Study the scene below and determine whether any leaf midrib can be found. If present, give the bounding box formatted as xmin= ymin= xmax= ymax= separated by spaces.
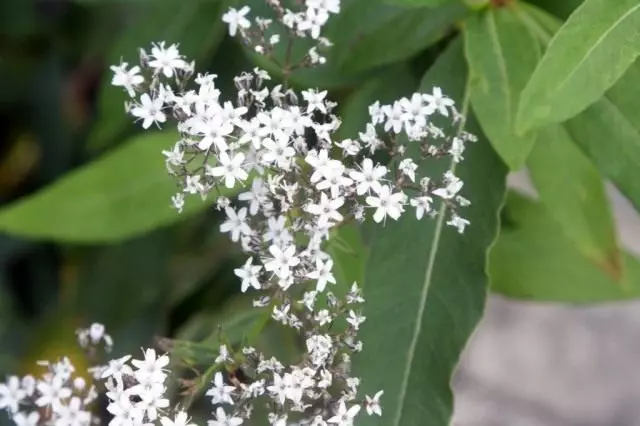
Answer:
xmin=392 ymin=77 xmax=472 ymax=426
xmin=549 ymin=2 xmax=640 ymax=95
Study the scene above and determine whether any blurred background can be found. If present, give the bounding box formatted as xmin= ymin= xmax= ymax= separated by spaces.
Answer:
xmin=0 ymin=0 xmax=639 ymax=425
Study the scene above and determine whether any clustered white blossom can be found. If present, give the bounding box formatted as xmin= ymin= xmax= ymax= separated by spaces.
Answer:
xmin=1 ymin=1 xmax=475 ymax=425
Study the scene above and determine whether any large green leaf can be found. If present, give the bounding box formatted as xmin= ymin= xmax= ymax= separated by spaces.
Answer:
xmin=0 ymin=132 xmax=235 ymax=242
xmin=565 ymin=95 xmax=640 ymax=213
xmin=490 ymin=192 xmax=640 ymax=302
xmin=354 ymin=38 xmax=507 ymax=426
xmin=464 ymin=7 xmax=540 ymax=170
xmin=527 ymin=125 xmax=622 ymax=279
xmin=520 ymin=5 xmax=640 ymax=214
xmin=516 ymin=0 xmax=640 ymax=132
xmin=89 ymin=0 xmax=231 ymax=149
xmin=331 ymin=0 xmax=467 ymax=74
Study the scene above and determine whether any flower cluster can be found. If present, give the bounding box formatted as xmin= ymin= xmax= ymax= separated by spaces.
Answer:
xmin=1 ymin=1 xmax=476 ymax=425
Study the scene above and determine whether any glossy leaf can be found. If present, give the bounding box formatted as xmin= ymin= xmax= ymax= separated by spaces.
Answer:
xmin=354 ymin=39 xmax=507 ymax=426
xmin=491 ymin=192 xmax=640 ymax=302
xmin=0 ymin=132 xmax=237 ymax=242
xmin=464 ymin=7 xmax=540 ymax=169
xmin=89 ymin=0 xmax=230 ymax=149
xmin=517 ymin=0 xmax=640 ymax=132
xmin=527 ymin=125 xmax=622 ymax=279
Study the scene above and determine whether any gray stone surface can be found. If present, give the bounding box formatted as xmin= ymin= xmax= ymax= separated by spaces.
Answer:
xmin=452 ymin=172 xmax=640 ymax=426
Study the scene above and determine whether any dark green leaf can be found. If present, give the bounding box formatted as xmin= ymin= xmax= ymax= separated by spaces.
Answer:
xmin=0 ymin=132 xmax=238 ymax=242
xmin=89 ymin=0 xmax=231 ymax=149
xmin=517 ymin=0 xmax=640 ymax=132
xmin=331 ymin=0 xmax=467 ymax=74
xmin=490 ymin=192 xmax=640 ymax=302
xmin=354 ymin=38 xmax=507 ymax=426
xmin=464 ymin=7 xmax=540 ymax=169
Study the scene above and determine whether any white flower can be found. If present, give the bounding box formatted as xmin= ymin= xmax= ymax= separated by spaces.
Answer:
xmin=238 ymin=178 xmax=266 ymax=215
xmin=35 ymin=376 xmax=72 ymax=407
xmin=215 ymin=345 xmax=231 ymax=365
xmin=261 ymin=133 xmax=296 ymax=169
xmin=306 ymin=0 xmax=340 ymax=15
xmin=449 ymin=137 xmax=465 ymax=163
xmin=209 ymin=406 xmax=243 ymax=426
xmin=327 ymin=401 xmax=361 ymax=425
xmin=222 ymin=6 xmax=251 ymax=37
xmin=366 ymin=186 xmax=405 ymax=223
xmin=100 ymin=355 xmax=133 ymax=382
xmin=264 ymin=245 xmax=300 ymax=278
xmin=110 ymin=62 xmax=144 ymax=97
xmin=0 ymin=376 xmax=25 ymax=413
xmin=206 ymin=373 xmax=236 ymax=405
xmin=346 ymin=310 xmax=365 ymax=330
xmin=423 ymin=86 xmax=454 ymax=116
xmin=208 ymin=152 xmax=248 ymax=189
xmin=410 ymin=196 xmax=433 ymax=220
xmin=131 ymin=93 xmax=166 ymax=129
xmin=171 ymin=193 xmax=185 ymax=213
xmin=234 ymin=257 xmax=262 ymax=292
xmin=432 ymin=172 xmax=463 ymax=200
xmin=307 ymin=257 xmax=336 ymax=292
xmin=349 ymin=158 xmax=387 ymax=195
xmin=447 ymin=214 xmax=470 ymax=233
xmin=298 ymin=8 xmax=329 ymax=39
xmin=131 ymin=348 xmax=169 ymax=385
xmin=161 ymin=411 xmax=197 ymax=426
xmin=398 ymin=158 xmax=418 ymax=182
xmin=195 ymin=114 xmax=234 ymax=152
xmin=57 ymin=397 xmax=92 ymax=426
xmin=220 ymin=207 xmax=251 ymax=243
xmin=302 ymin=89 xmax=327 ymax=114
xmin=365 ymin=390 xmax=383 ymax=416
xmin=148 ymin=42 xmax=187 ymax=78
xmin=305 ymin=192 xmax=344 ymax=226
xmin=12 ymin=411 xmax=40 ymax=426
xmin=267 ymin=373 xmax=287 ymax=405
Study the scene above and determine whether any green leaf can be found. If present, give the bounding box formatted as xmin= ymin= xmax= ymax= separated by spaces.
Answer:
xmin=490 ymin=192 xmax=640 ymax=302
xmin=381 ymin=0 xmax=453 ymax=6
xmin=527 ymin=125 xmax=622 ymax=279
xmin=0 ymin=132 xmax=237 ymax=243
xmin=327 ymin=223 xmax=368 ymax=290
xmin=464 ymin=7 xmax=540 ymax=169
xmin=354 ymin=38 xmax=507 ymax=426
xmin=519 ymin=4 xmax=640 ymax=214
xmin=88 ymin=0 xmax=231 ymax=149
xmin=565 ymin=93 xmax=640 ymax=213
xmin=331 ymin=0 xmax=467 ymax=74
xmin=516 ymin=0 xmax=640 ymax=132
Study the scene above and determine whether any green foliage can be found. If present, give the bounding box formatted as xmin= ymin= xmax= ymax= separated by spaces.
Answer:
xmin=526 ymin=124 xmax=621 ymax=278
xmin=330 ymin=0 xmax=467 ymax=73
xmin=491 ymin=192 xmax=640 ymax=303
xmin=354 ymin=39 xmax=507 ymax=425
xmin=464 ymin=6 xmax=539 ymax=169
xmin=517 ymin=0 xmax=640 ymax=132
xmin=0 ymin=132 xmax=237 ymax=242
xmin=5 ymin=0 xmax=640 ymax=423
